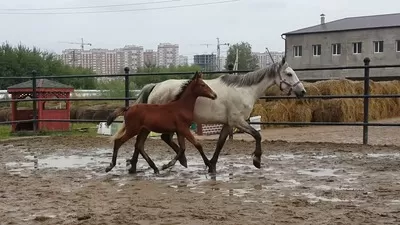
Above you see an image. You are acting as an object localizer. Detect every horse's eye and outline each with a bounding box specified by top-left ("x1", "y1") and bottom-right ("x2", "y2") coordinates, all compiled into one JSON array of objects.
[{"x1": 287, "y1": 73, "x2": 292, "y2": 77}]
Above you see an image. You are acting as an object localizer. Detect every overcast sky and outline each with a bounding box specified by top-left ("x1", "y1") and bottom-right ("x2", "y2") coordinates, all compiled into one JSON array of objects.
[{"x1": 0, "y1": 0, "x2": 399, "y2": 61}]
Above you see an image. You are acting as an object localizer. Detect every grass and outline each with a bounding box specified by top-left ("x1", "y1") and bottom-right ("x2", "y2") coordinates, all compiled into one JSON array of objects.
[{"x1": 0, "y1": 122, "x2": 100, "y2": 140}]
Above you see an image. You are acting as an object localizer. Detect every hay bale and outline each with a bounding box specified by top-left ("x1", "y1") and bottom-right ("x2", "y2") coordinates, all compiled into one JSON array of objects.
[
  {"x1": 0, "y1": 108, "x2": 11, "y2": 122},
  {"x1": 287, "y1": 103, "x2": 313, "y2": 123},
  {"x1": 312, "y1": 99, "x2": 363, "y2": 122},
  {"x1": 314, "y1": 79, "x2": 358, "y2": 95}
]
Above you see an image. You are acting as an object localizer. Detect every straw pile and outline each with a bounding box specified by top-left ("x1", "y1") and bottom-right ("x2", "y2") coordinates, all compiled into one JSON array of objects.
[{"x1": 251, "y1": 79, "x2": 400, "y2": 128}]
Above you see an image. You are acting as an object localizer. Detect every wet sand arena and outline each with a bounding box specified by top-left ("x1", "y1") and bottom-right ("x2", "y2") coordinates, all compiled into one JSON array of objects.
[{"x1": 1, "y1": 136, "x2": 400, "y2": 225}]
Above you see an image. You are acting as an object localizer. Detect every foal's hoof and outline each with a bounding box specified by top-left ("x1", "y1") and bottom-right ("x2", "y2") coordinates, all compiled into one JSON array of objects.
[
  {"x1": 252, "y1": 156, "x2": 261, "y2": 169},
  {"x1": 207, "y1": 165, "x2": 217, "y2": 174},
  {"x1": 179, "y1": 156, "x2": 188, "y2": 168}
]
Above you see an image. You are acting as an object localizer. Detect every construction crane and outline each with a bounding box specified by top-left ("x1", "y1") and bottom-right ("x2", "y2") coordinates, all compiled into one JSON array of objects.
[
  {"x1": 61, "y1": 38, "x2": 92, "y2": 51},
  {"x1": 59, "y1": 38, "x2": 92, "y2": 68},
  {"x1": 216, "y1": 38, "x2": 229, "y2": 70}
]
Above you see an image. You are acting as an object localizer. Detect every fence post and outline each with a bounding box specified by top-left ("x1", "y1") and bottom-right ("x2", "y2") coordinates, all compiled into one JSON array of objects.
[
  {"x1": 31, "y1": 70, "x2": 38, "y2": 133},
  {"x1": 124, "y1": 67, "x2": 130, "y2": 107},
  {"x1": 227, "y1": 63, "x2": 234, "y2": 140},
  {"x1": 363, "y1": 57, "x2": 370, "y2": 145}
]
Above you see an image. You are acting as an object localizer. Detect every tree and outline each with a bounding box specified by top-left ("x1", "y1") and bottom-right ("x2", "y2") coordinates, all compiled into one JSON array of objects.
[
  {"x1": 0, "y1": 42, "x2": 96, "y2": 90},
  {"x1": 225, "y1": 42, "x2": 259, "y2": 70},
  {"x1": 133, "y1": 64, "x2": 203, "y2": 88}
]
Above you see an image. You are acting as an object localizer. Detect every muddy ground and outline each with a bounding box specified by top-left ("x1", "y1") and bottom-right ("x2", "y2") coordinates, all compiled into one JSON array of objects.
[{"x1": 1, "y1": 136, "x2": 400, "y2": 225}]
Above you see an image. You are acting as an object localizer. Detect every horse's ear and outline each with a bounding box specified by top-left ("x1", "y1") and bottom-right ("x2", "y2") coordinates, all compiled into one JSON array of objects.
[
  {"x1": 193, "y1": 71, "x2": 199, "y2": 80},
  {"x1": 194, "y1": 71, "x2": 202, "y2": 80}
]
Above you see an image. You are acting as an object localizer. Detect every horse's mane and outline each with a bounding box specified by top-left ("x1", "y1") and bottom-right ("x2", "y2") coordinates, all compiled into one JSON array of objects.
[
  {"x1": 172, "y1": 75, "x2": 197, "y2": 101},
  {"x1": 219, "y1": 61, "x2": 283, "y2": 87}
]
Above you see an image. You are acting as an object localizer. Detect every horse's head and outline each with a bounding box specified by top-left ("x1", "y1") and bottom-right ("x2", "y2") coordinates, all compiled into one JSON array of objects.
[
  {"x1": 275, "y1": 57, "x2": 306, "y2": 98},
  {"x1": 191, "y1": 71, "x2": 217, "y2": 100}
]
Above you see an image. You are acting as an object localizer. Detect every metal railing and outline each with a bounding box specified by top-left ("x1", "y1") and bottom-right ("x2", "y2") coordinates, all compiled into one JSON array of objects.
[{"x1": 0, "y1": 57, "x2": 399, "y2": 145}]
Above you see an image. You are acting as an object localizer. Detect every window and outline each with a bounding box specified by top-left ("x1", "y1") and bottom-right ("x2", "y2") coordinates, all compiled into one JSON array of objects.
[
  {"x1": 353, "y1": 42, "x2": 362, "y2": 54},
  {"x1": 396, "y1": 40, "x2": 400, "y2": 52},
  {"x1": 332, "y1": 43, "x2": 341, "y2": 55},
  {"x1": 293, "y1": 45, "x2": 302, "y2": 57},
  {"x1": 373, "y1": 41, "x2": 384, "y2": 53},
  {"x1": 312, "y1": 44, "x2": 321, "y2": 56}
]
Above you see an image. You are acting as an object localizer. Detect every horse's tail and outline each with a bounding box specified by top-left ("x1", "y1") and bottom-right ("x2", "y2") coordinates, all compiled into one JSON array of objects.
[
  {"x1": 110, "y1": 122, "x2": 126, "y2": 143},
  {"x1": 135, "y1": 83, "x2": 157, "y2": 104},
  {"x1": 106, "y1": 107, "x2": 128, "y2": 127}
]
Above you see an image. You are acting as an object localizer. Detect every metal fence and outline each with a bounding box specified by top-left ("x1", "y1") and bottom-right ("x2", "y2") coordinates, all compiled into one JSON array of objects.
[{"x1": 0, "y1": 57, "x2": 400, "y2": 145}]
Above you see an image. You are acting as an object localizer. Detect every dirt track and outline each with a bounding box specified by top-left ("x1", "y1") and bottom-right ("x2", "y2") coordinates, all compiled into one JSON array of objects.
[{"x1": 1, "y1": 136, "x2": 400, "y2": 225}]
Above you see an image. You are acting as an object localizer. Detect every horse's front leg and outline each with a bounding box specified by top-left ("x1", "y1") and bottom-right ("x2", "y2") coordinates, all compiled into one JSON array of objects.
[{"x1": 235, "y1": 120, "x2": 262, "y2": 168}]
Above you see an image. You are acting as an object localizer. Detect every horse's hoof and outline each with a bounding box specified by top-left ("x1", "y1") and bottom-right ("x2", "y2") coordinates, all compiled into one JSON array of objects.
[
  {"x1": 154, "y1": 168, "x2": 160, "y2": 174},
  {"x1": 161, "y1": 164, "x2": 169, "y2": 170},
  {"x1": 105, "y1": 166, "x2": 113, "y2": 173},
  {"x1": 128, "y1": 168, "x2": 136, "y2": 174},
  {"x1": 252, "y1": 157, "x2": 261, "y2": 169},
  {"x1": 179, "y1": 157, "x2": 188, "y2": 168}
]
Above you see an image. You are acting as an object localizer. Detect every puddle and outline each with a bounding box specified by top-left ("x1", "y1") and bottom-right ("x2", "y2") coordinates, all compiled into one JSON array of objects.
[
  {"x1": 297, "y1": 168, "x2": 340, "y2": 177},
  {"x1": 6, "y1": 148, "x2": 395, "y2": 205}
]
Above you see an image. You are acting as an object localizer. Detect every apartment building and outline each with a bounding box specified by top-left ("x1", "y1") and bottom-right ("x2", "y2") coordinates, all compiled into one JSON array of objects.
[
  {"x1": 254, "y1": 51, "x2": 284, "y2": 68},
  {"x1": 157, "y1": 43, "x2": 179, "y2": 67},
  {"x1": 60, "y1": 45, "x2": 144, "y2": 74}
]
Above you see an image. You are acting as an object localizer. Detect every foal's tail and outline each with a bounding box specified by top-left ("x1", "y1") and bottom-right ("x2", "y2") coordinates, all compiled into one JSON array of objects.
[
  {"x1": 107, "y1": 107, "x2": 128, "y2": 143},
  {"x1": 106, "y1": 107, "x2": 128, "y2": 127},
  {"x1": 110, "y1": 122, "x2": 126, "y2": 143}
]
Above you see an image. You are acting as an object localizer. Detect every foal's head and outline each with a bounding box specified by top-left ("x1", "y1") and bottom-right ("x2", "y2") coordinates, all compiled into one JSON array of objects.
[
  {"x1": 190, "y1": 71, "x2": 217, "y2": 100},
  {"x1": 175, "y1": 71, "x2": 217, "y2": 101}
]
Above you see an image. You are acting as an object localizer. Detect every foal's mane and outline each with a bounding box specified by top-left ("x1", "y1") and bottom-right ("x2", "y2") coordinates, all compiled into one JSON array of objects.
[
  {"x1": 219, "y1": 61, "x2": 283, "y2": 87},
  {"x1": 172, "y1": 74, "x2": 197, "y2": 101}
]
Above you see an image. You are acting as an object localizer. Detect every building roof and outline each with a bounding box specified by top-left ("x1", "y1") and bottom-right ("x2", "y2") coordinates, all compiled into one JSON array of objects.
[
  {"x1": 282, "y1": 13, "x2": 400, "y2": 35},
  {"x1": 7, "y1": 79, "x2": 74, "y2": 89}
]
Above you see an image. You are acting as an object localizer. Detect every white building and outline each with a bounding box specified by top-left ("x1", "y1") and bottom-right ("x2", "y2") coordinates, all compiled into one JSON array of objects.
[
  {"x1": 157, "y1": 43, "x2": 179, "y2": 67},
  {"x1": 254, "y1": 51, "x2": 285, "y2": 68},
  {"x1": 60, "y1": 45, "x2": 144, "y2": 74},
  {"x1": 179, "y1": 55, "x2": 188, "y2": 66}
]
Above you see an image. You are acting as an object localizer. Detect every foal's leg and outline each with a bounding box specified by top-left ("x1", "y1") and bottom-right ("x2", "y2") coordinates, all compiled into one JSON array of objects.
[
  {"x1": 129, "y1": 129, "x2": 159, "y2": 174},
  {"x1": 208, "y1": 124, "x2": 232, "y2": 174},
  {"x1": 105, "y1": 130, "x2": 137, "y2": 173},
  {"x1": 234, "y1": 120, "x2": 262, "y2": 169},
  {"x1": 161, "y1": 133, "x2": 186, "y2": 170},
  {"x1": 162, "y1": 129, "x2": 211, "y2": 170},
  {"x1": 161, "y1": 133, "x2": 188, "y2": 168},
  {"x1": 135, "y1": 129, "x2": 160, "y2": 174}
]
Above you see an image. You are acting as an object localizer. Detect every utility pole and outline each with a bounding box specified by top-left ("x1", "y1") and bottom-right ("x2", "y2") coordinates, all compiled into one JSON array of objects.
[
  {"x1": 265, "y1": 47, "x2": 275, "y2": 64},
  {"x1": 216, "y1": 37, "x2": 229, "y2": 70}
]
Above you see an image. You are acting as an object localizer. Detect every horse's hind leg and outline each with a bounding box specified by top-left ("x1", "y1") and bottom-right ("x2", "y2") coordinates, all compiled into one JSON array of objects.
[
  {"x1": 234, "y1": 120, "x2": 262, "y2": 169},
  {"x1": 106, "y1": 130, "x2": 137, "y2": 173},
  {"x1": 208, "y1": 124, "x2": 232, "y2": 174},
  {"x1": 161, "y1": 133, "x2": 188, "y2": 168}
]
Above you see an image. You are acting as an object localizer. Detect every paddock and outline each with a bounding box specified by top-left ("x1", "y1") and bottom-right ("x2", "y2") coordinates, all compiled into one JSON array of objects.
[{"x1": 1, "y1": 124, "x2": 400, "y2": 225}]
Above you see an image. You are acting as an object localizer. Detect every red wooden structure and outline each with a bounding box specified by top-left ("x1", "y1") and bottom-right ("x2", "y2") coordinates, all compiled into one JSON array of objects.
[{"x1": 7, "y1": 79, "x2": 74, "y2": 132}]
